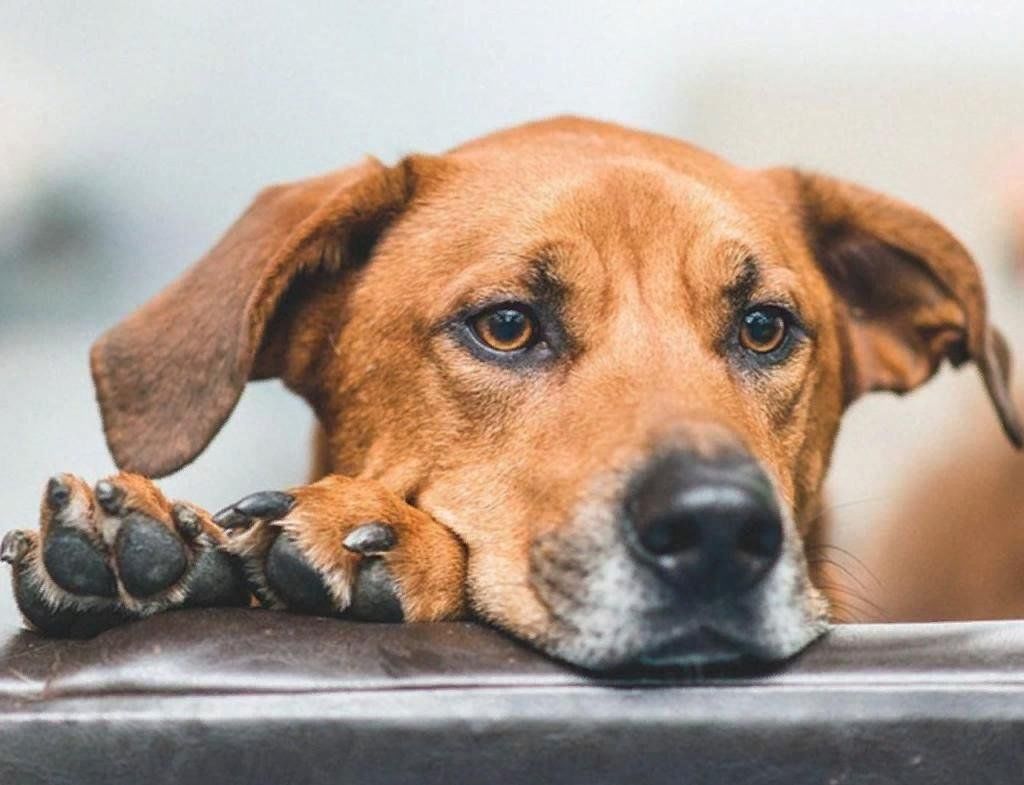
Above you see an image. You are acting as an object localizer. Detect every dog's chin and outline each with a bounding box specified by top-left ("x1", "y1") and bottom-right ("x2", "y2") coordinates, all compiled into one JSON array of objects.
[
  {"x1": 541, "y1": 622, "x2": 826, "y2": 671},
  {"x1": 634, "y1": 624, "x2": 820, "y2": 668},
  {"x1": 533, "y1": 593, "x2": 831, "y2": 671},
  {"x1": 635, "y1": 628, "x2": 752, "y2": 668}
]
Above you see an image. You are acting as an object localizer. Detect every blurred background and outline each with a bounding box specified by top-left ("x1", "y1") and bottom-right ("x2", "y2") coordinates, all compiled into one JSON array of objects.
[{"x1": 2, "y1": 1, "x2": 1022, "y2": 625}]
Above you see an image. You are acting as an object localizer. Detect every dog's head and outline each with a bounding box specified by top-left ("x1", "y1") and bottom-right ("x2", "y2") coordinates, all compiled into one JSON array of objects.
[{"x1": 90, "y1": 118, "x2": 1022, "y2": 669}]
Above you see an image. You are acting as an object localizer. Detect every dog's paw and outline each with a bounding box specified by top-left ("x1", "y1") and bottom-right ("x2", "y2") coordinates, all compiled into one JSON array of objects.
[
  {"x1": 215, "y1": 475, "x2": 467, "y2": 622},
  {"x1": 2, "y1": 473, "x2": 250, "y2": 636}
]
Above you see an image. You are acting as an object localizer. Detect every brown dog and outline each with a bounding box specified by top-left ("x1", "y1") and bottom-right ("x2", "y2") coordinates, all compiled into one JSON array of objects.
[{"x1": 2, "y1": 117, "x2": 1021, "y2": 669}]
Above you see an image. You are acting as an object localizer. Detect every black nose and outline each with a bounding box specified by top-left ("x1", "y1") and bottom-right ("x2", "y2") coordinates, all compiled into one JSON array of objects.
[{"x1": 623, "y1": 451, "x2": 783, "y2": 599}]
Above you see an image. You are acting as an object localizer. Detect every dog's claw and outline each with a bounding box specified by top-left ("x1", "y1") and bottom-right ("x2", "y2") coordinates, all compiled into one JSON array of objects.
[
  {"x1": 343, "y1": 522, "x2": 397, "y2": 555},
  {"x1": 46, "y1": 476, "x2": 70, "y2": 509},
  {"x1": 94, "y1": 480, "x2": 124, "y2": 514},
  {"x1": 213, "y1": 491, "x2": 295, "y2": 529},
  {"x1": 1, "y1": 531, "x2": 29, "y2": 565}
]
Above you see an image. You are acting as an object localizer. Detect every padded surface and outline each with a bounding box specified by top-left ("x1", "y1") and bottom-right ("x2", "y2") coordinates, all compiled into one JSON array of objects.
[{"x1": 2, "y1": 609, "x2": 1024, "y2": 784}]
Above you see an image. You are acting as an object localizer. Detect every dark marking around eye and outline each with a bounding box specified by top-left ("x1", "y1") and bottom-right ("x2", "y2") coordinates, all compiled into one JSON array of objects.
[
  {"x1": 723, "y1": 256, "x2": 761, "y2": 312},
  {"x1": 445, "y1": 253, "x2": 579, "y2": 369},
  {"x1": 525, "y1": 256, "x2": 569, "y2": 311}
]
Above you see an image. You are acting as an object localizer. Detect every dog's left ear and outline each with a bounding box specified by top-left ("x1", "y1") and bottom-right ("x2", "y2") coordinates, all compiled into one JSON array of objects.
[
  {"x1": 772, "y1": 168, "x2": 1022, "y2": 448},
  {"x1": 91, "y1": 155, "x2": 443, "y2": 477}
]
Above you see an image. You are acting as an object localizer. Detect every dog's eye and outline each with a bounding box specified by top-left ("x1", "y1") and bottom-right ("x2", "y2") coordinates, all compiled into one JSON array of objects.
[
  {"x1": 470, "y1": 306, "x2": 538, "y2": 353},
  {"x1": 739, "y1": 306, "x2": 789, "y2": 354}
]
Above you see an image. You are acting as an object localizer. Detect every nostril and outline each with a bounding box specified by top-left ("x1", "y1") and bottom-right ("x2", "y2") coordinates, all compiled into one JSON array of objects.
[
  {"x1": 640, "y1": 514, "x2": 700, "y2": 556},
  {"x1": 736, "y1": 513, "x2": 782, "y2": 560}
]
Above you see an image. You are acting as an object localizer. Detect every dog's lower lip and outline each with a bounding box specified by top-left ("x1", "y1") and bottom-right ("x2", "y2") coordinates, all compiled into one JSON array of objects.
[{"x1": 637, "y1": 626, "x2": 752, "y2": 667}]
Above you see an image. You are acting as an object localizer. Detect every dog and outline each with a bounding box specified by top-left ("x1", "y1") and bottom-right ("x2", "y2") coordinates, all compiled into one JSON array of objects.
[{"x1": 2, "y1": 117, "x2": 1021, "y2": 669}]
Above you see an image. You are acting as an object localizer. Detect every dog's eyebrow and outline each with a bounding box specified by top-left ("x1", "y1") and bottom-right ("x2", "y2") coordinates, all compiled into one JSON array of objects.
[
  {"x1": 524, "y1": 254, "x2": 569, "y2": 308},
  {"x1": 518, "y1": 251, "x2": 579, "y2": 359},
  {"x1": 722, "y1": 255, "x2": 761, "y2": 309}
]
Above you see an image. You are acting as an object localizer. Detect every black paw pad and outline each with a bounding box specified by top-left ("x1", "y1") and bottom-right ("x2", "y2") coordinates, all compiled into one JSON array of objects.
[
  {"x1": 264, "y1": 534, "x2": 335, "y2": 614},
  {"x1": 115, "y1": 514, "x2": 187, "y2": 597},
  {"x1": 349, "y1": 559, "x2": 403, "y2": 622},
  {"x1": 42, "y1": 527, "x2": 117, "y2": 597},
  {"x1": 184, "y1": 548, "x2": 251, "y2": 608},
  {"x1": 13, "y1": 573, "x2": 128, "y2": 638}
]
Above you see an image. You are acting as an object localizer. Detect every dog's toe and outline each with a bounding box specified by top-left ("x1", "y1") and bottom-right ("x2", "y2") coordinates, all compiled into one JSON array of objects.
[
  {"x1": 264, "y1": 533, "x2": 336, "y2": 614},
  {"x1": 182, "y1": 545, "x2": 251, "y2": 608},
  {"x1": 45, "y1": 475, "x2": 72, "y2": 509},
  {"x1": 87, "y1": 475, "x2": 191, "y2": 601},
  {"x1": 43, "y1": 525, "x2": 117, "y2": 597},
  {"x1": 94, "y1": 479, "x2": 125, "y2": 514},
  {"x1": 350, "y1": 558, "x2": 403, "y2": 622},
  {"x1": 114, "y1": 512, "x2": 188, "y2": 598},
  {"x1": 39, "y1": 475, "x2": 117, "y2": 598},
  {"x1": 12, "y1": 570, "x2": 128, "y2": 638},
  {"x1": 1, "y1": 530, "x2": 31, "y2": 566},
  {"x1": 5, "y1": 527, "x2": 127, "y2": 637},
  {"x1": 245, "y1": 525, "x2": 403, "y2": 620},
  {"x1": 165, "y1": 502, "x2": 250, "y2": 608}
]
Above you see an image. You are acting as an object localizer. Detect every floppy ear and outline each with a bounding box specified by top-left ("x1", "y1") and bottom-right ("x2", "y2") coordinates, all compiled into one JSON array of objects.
[
  {"x1": 773, "y1": 169, "x2": 1022, "y2": 448},
  {"x1": 91, "y1": 157, "x2": 421, "y2": 477}
]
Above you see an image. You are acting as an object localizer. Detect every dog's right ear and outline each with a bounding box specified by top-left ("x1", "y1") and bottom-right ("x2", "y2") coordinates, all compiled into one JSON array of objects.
[
  {"x1": 768, "y1": 168, "x2": 1022, "y2": 449},
  {"x1": 91, "y1": 156, "x2": 431, "y2": 477}
]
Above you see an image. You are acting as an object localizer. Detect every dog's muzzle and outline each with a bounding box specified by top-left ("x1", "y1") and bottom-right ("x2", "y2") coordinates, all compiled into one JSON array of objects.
[{"x1": 529, "y1": 447, "x2": 827, "y2": 670}]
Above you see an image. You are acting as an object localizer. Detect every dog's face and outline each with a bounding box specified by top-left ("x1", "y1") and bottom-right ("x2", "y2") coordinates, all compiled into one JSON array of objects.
[{"x1": 91, "y1": 118, "x2": 1021, "y2": 669}]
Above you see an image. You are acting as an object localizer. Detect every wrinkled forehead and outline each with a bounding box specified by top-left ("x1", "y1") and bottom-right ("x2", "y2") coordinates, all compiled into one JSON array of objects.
[{"x1": 397, "y1": 155, "x2": 813, "y2": 322}]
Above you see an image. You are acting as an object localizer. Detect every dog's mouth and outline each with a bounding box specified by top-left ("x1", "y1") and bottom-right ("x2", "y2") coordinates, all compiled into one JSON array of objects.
[
  {"x1": 635, "y1": 625, "x2": 787, "y2": 668},
  {"x1": 524, "y1": 503, "x2": 830, "y2": 670},
  {"x1": 639, "y1": 628, "x2": 741, "y2": 667},
  {"x1": 526, "y1": 541, "x2": 829, "y2": 671}
]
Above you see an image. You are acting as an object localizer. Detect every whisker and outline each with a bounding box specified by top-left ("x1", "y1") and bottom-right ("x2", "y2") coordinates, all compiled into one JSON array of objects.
[
  {"x1": 812, "y1": 572, "x2": 881, "y2": 604},
  {"x1": 815, "y1": 585, "x2": 887, "y2": 622},
  {"x1": 807, "y1": 544, "x2": 884, "y2": 589},
  {"x1": 815, "y1": 583, "x2": 884, "y2": 615},
  {"x1": 824, "y1": 592, "x2": 882, "y2": 623},
  {"x1": 828, "y1": 604, "x2": 868, "y2": 623},
  {"x1": 808, "y1": 555, "x2": 874, "y2": 594},
  {"x1": 802, "y1": 495, "x2": 888, "y2": 528}
]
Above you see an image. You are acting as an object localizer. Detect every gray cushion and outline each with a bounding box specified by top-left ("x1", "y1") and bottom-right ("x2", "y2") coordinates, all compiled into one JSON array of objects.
[{"x1": 1, "y1": 609, "x2": 1023, "y2": 784}]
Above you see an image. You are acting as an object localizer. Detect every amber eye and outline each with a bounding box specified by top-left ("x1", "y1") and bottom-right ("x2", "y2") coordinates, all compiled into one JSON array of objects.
[
  {"x1": 739, "y1": 307, "x2": 789, "y2": 354},
  {"x1": 470, "y1": 306, "x2": 538, "y2": 352}
]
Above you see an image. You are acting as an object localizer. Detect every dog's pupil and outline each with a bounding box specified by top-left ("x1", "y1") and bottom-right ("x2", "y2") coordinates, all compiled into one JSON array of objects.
[
  {"x1": 743, "y1": 310, "x2": 783, "y2": 349},
  {"x1": 489, "y1": 310, "x2": 526, "y2": 344}
]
